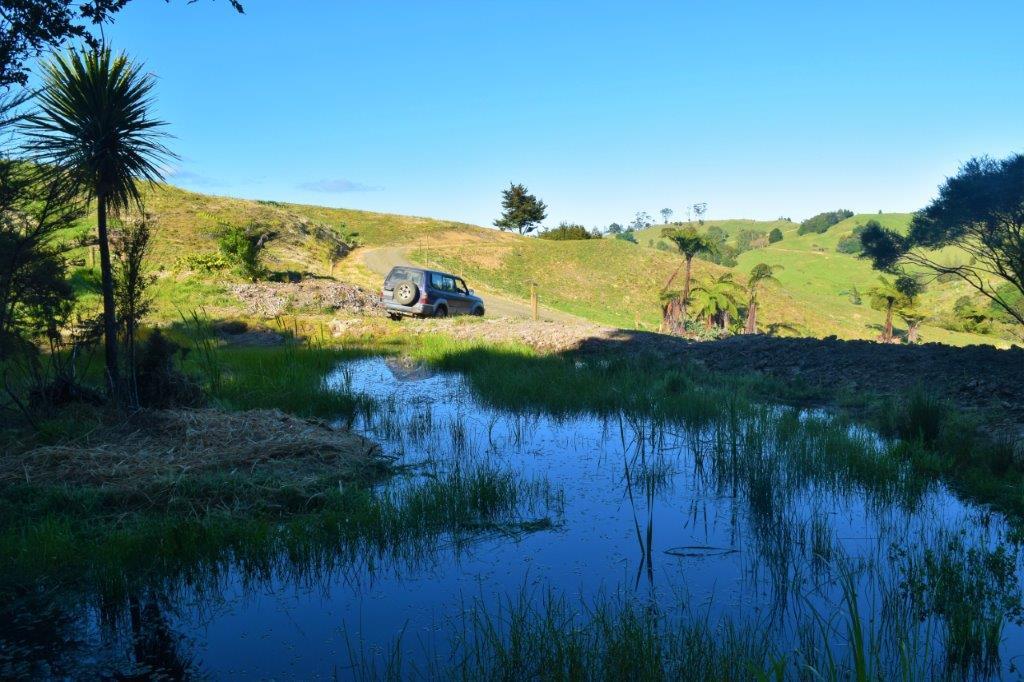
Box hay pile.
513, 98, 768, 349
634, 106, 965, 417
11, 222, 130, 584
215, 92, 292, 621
1, 409, 389, 498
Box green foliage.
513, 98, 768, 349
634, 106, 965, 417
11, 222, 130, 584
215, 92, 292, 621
735, 228, 767, 252
662, 225, 716, 262
494, 183, 547, 235
861, 154, 1024, 326
836, 221, 873, 254
690, 272, 744, 327
0, 159, 82, 347
24, 48, 173, 213
615, 230, 638, 243
218, 224, 268, 281
797, 209, 854, 235
538, 222, 595, 241
767, 227, 784, 243
133, 329, 202, 408
175, 252, 229, 273
629, 211, 653, 231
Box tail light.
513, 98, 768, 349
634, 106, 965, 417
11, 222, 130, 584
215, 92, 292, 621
420, 290, 429, 304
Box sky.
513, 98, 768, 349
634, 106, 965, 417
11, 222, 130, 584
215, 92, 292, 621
72, 0, 1024, 228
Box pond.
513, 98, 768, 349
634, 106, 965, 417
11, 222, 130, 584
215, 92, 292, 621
2, 356, 1023, 679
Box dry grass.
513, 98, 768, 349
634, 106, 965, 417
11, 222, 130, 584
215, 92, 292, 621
1, 408, 389, 495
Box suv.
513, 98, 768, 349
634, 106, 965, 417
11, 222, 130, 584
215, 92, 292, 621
381, 266, 485, 319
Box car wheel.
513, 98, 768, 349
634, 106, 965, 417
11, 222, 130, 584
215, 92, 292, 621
434, 305, 448, 318
394, 280, 419, 306
388, 313, 403, 321
472, 306, 484, 316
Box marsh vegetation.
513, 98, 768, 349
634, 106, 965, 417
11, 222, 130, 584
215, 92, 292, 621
3, 335, 1023, 679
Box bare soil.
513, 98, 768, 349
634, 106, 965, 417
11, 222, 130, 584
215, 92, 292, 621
232, 281, 386, 318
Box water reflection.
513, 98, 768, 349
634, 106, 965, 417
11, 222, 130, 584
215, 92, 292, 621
1, 356, 1022, 679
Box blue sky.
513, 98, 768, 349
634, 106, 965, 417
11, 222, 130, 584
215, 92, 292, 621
87, 0, 1024, 228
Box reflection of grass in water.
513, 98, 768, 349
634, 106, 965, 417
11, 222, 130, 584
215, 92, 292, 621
0, 462, 561, 596
202, 344, 377, 420
357, 575, 937, 680
893, 529, 1023, 676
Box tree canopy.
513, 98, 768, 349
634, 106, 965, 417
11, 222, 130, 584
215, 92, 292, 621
860, 154, 1024, 327
797, 209, 853, 235
494, 183, 547, 235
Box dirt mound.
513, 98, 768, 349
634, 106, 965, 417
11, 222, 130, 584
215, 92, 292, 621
2, 408, 388, 495
232, 281, 385, 318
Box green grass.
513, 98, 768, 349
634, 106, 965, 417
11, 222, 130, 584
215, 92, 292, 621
52, 184, 1010, 346
0, 461, 558, 596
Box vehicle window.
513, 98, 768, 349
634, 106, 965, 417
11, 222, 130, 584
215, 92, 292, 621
443, 276, 457, 292
430, 272, 445, 289
386, 267, 419, 286
455, 278, 468, 294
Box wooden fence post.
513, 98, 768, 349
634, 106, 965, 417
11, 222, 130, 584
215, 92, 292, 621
530, 283, 538, 321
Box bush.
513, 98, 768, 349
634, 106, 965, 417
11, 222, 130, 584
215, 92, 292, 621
615, 230, 637, 243
135, 329, 203, 408
836, 234, 862, 254
538, 222, 595, 240
218, 225, 269, 280
735, 229, 767, 252
797, 209, 854, 235
768, 227, 783, 243
176, 253, 229, 273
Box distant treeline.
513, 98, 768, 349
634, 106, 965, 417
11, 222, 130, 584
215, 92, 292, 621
798, 209, 854, 235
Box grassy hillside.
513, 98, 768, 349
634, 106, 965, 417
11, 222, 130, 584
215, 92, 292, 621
59, 186, 1006, 346
635, 218, 797, 248
729, 213, 993, 344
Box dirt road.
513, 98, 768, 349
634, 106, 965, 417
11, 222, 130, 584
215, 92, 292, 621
360, 246, 584, 323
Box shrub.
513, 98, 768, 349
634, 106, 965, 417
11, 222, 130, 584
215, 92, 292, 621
797, 209, 854, 235
615, 230, 637, 243
735, 229, 767, 252
836, 234, 862, 254
218, 224, 269, 281
768, 227, 783, 243
135, 329, 203, 408
176, 253, 229, 273
538, 222, 595, 240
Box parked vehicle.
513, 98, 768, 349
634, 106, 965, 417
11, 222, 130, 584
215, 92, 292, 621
381, 266, 485, 319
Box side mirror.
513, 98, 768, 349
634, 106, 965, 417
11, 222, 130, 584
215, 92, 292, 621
469, 289, 475, 295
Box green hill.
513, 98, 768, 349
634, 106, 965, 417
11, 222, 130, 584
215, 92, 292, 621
61, 186, 1008, 347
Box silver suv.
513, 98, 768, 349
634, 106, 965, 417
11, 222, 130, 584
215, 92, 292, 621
381, 266, 485, 319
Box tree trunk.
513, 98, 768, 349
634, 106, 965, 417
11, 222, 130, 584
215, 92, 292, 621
681, 255, 694, 318
96, 196, 120, 397
907, 321, 920, 344
745, 299, 757, 334
883, 302, 894, 342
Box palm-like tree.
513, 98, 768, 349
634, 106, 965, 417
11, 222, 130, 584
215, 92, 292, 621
744, 262, 782, 334
24, 47, 173, 395
867, 275, 922, 342
660, 226, 716, 328
690, 273, 744, 330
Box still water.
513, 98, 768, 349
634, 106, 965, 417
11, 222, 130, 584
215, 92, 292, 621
2, 356, 1023, 679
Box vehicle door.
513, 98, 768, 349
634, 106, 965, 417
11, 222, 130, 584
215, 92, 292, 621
428, 272, 450, 309
440, 274, 470, 313
454, 277, 474, 313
